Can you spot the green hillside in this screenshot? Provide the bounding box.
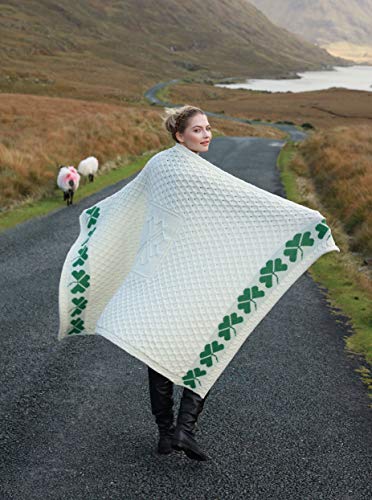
[0,0,350,103]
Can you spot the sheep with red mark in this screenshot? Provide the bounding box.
[57,166,80,206]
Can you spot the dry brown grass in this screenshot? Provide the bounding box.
[168,82,372,129]
[0,93,284,210]
[292,125,372,257]
[0,94,171,209]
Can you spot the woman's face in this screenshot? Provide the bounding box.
[176,113,212,154]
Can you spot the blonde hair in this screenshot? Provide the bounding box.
[161,105,206,143]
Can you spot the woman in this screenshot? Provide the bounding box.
[58,103,340,464]
[148,105,213,461]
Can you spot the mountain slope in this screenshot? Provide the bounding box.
[249,0,372,46]
[0,0,349,102]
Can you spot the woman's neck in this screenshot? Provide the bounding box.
[178,143,200,155]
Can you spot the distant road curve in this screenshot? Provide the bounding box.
[144,79,308,143]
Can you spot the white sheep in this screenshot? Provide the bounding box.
[57,166,80,206]
[77,156,99,182]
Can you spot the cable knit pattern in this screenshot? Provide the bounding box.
[58,142,340,398]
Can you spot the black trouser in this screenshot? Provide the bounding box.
[147,366,210,433]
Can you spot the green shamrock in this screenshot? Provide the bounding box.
[72,245,88,267]
[237,286,265,314]
[80,226,97,247]
[283,231,314,262]
[315,219,331,240]
[218,312,244,341]
[86,206,100,228]
[68,270,91,294]
[259,258,288,288]
[69,296,88,317]
[182,367,207,388]
[200,341,225,367]
[67,318,85,335]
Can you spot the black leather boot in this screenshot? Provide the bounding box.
[147,366,176,454]
[171,387,211,461]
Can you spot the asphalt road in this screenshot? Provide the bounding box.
[1,137,371,499]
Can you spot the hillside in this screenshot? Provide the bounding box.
[0,0,349,103]
[249,0,372,46]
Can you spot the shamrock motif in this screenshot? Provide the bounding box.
[182,367,207,388]
[200,341,225,367]
[237,285,265,314]
[67,317,85,335]
[72,245,88,267]
[218,312,244,341]
[315,219,331,240]
[259,258,288,288]
[69,296,88,317]
[68,270,91,294]
[80,226,97,247]
[283,231,314,262]
[86,206,100,228]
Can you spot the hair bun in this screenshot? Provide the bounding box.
[161,105,205,143]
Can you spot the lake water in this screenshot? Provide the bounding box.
[215,65,372,93]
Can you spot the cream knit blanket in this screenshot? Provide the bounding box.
[58,141,340,398]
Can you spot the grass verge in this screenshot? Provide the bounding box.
[277,141,372,403]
